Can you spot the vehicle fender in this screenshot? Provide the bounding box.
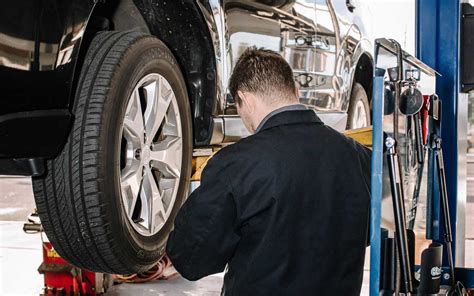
[344,40,374,112]
[0,0,96,116]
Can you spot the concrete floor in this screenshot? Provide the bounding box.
[0,176,472,295]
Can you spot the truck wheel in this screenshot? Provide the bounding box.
[346,82,371,129]
[32,31,192,274]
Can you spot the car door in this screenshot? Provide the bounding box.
[317,0,366,112]
[313,0,339,111]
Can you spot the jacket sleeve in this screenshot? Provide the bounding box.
[166,153,240,281]
[355,143,372,246]
[356,143,372,191]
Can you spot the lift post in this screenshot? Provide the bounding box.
[369,76,385,296]
[416,0,465,265]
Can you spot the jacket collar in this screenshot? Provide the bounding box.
[258,109,323,132]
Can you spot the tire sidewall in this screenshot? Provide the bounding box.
[102,36,192,267]
[347,83,370,129]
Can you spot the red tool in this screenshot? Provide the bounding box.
[23,212,111,296]
[38,242,111,295]
[421,95,431,145]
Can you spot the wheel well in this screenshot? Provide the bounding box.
[353,53,373,103]
[73,0,217,146]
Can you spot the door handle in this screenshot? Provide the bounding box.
[346,0,356,12]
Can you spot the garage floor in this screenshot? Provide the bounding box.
[1,176,472,295]
[0,220,225,295]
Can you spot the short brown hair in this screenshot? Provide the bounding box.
[228,47,297,105]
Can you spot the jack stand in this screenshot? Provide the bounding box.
[38,242,112,296]
[23,210,112,295]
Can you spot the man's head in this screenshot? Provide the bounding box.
[228,47,299,133]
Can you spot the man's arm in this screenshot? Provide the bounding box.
[356,143,372,191]
[355,143,372,247]
[166,153,240,281]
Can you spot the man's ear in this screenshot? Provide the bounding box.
[238,90,254,111]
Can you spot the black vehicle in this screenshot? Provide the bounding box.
[0,0,374,274]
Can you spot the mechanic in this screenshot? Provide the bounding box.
[166,48,371,295]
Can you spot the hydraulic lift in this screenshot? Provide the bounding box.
[23,212,113,295]
[370,0,474,295]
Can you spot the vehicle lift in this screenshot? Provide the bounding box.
[369,1,474,295]
[22,212,112,295]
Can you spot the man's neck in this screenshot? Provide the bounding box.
[253,101,302,132]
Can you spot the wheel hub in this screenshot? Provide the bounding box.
[141,146,151,166]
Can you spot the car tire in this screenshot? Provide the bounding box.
[346,82,371,130]
[32,31,192,274]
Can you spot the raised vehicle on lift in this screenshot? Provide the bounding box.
[0,0,374,273]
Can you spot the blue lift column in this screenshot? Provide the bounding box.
[416,0,474,288]
[416,0,462,266]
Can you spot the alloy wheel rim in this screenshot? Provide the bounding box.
[352,99,368,129]
[120,73,183,237]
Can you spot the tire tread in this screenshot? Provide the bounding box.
[33,31,153,273]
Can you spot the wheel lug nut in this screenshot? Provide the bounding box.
[134,148,141,160]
